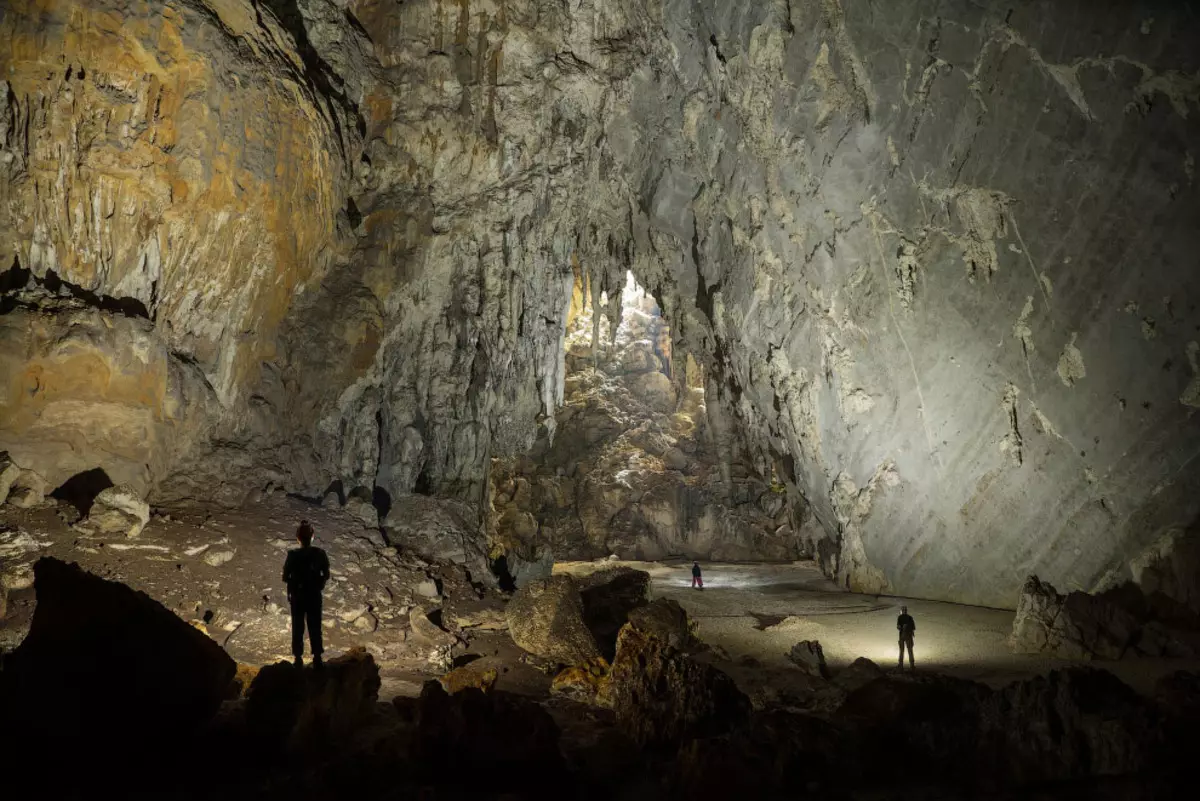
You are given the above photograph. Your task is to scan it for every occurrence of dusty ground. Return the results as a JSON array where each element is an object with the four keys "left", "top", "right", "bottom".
[{"left": 558, "top": 559, "right": 1200, "bottom": 694}]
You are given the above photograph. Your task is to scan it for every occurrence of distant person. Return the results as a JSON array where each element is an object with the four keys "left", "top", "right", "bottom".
[
  {"left": 897, "top": 605, "right": 916, "bottom": 669},
  {"left": 691, "top": 560, "right": 703, "bottom": 590},
  {"left": 283, "top": 520, "right": 330, "bottom": 668}
]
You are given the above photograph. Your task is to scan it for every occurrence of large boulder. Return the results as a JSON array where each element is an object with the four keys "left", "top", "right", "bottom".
[
  {"left": 607, "top": 622, "right": 750, "bottom": 747},
  {"left": 0, "top": 558, "right": 236, "bottom": 754},
  {"left": 246, "top": 648, "right": 381, "bottom": 754},
  {"left": 73, "top": 484, "right": 151, "bottom": 538},
  {"left": 978, "top": 668, "right": 1160, "bottom": 784},
  {"left": 626, "top": 597, "right": 691, "bottom": 648},
  {"left": 407, "top": 681, "right": 566, "bottom": 792},
  {"left": 577, "top": 566, "right": 651, "bottom": 658},
  {"left": 1010, "top": 575, "right": 1195, "bottom": 659},
  {"left": 506, "top": 574, "right": 601, "bottom": 665}
]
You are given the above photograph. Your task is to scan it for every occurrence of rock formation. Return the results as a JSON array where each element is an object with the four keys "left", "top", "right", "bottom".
[
  {"left": 1010, "top": 574, "right": 1198, "bottom": 659},
  {"left": 607, "top": 621, "right": 751, "bottom": 747},
  {"left": 505, "top": 574, "right": 601, "bottom": 665},
  {"left": 0, "top": 557, "right": 236, "bottom": 753},
  {"left": 1, "top": 0, "right": 1198, "bottom": 607}
]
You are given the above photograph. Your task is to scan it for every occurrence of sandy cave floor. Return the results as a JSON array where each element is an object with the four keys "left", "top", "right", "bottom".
[{"left": 558, "top": 560, "right": 1200, "bottom": 694}]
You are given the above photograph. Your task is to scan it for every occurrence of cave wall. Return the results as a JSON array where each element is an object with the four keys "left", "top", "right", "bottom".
[
  {"left": 608, "top": 0, "right": 1200, "bottom": 607},
  {"left": 2, "top": 0, "right": 1198, "bottom": 608}
]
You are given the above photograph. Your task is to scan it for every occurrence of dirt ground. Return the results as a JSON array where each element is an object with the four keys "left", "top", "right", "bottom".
[{"left": 557, "top": 559, "right": 1200, "bottom": 694}]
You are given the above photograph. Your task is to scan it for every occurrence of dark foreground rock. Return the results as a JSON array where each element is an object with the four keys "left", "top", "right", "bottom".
[
  {"left": 608, "top": 622, "right": 750, "bottom": 747},
  {"left": 0, "top": 557, "right": 236, "bottom": 757},
  {"left": 405, "top": 680, "right": 566, "bottom": 793},
  {"left": 246, "top": 648, "right": 381, "bottom": 754}
]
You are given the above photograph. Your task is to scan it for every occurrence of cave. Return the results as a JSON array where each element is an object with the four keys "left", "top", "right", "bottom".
[{"left": 1, "top": 1, "right": 1199, "bottom": 798}]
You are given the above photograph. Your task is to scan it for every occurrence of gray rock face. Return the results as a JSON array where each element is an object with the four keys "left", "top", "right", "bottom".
[
  {"left": 0, "top": 558, "right": 237, "bottom": 753},
  {"left": 506, "top": 574, "right": 601, "bottom": 665},
  {"left": 2, "top": 0, "right": 1198, "bottom": 607},
  {"left": 1010, "top": 575, "right": 1197, "bottom": 659}
]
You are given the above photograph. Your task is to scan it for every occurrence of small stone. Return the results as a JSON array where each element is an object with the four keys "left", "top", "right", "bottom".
[
  {"left": 415, "top": 578, "right": 440, "bottom": 598},
  {"left": 203, "top": 550, "right": 235, "bottom": 568}
]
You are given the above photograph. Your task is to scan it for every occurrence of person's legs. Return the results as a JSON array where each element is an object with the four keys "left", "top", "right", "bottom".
[
  {"left": 898, "top": 639, "right": 904, "bottom": 668},
  {"left": 691, "top": 576, "right": 697, "bottom": 588},
  {"left": 906, "top": 640, "right": 915, "bottom": 668},
  {"left": 306, "top": 595, "right": 323, "bottom": 662},
  {"left": 291, "top": 600, "right": 306, "bottom": 662},
  {"left": 697, "top": 576, "right": 703, "bottom": 589}
]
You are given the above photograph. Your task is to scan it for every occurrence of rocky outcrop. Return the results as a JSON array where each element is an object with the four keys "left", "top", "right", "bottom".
[
  {"left": 246, "top": 649, "right": 382, "bottom": 754},
  {"left": 506, "top": 574, "right": 601, "bottom": 665},
  {"left": 627, "top": 597, "right": 692, "bottom": 648},
  {"left": 73, "top": 484, "right": 151, "bottom": 538},
  {"left": 608, "top": 622, "right": 750, "bottom": 747},
  {"left": 1010, "top": 575, "right": 1197, "bottom": 659},
  {"left": 488, "top": 280, "right": 799, "bottom": 566},
  {"left": 0, "top": 557, "right": 236, "bottom": 753}
]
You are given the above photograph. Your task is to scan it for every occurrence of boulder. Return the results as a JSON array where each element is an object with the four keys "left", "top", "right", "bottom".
[
  {"left": 978, "top": 667, "right": 1159, "bottom": 784},
  {"left": 1010, "top": 575, "right": 1195, "bottom": 659},
  {"left": 608, "top": 623, "right": 750, "bottom": 747},
  {"left": 786, "top": 640, "right": 830, "bottom": 678},
  {"left": 73, "top": 484, "right": 151, "bottom": 538},
  {"left": 383, "top": 494, "right": 495, "bottom": 586},
  {"left": 577, "top": 566, "right": 651, "bottom": 658},
  {"left": 833, "top": 657, "right": 886, "bottom": 693},
  {"left": 506, "top": 574, "right": 601, "bottom": 665},
  {"left": 626, "top": 597, "right": 691, "bottom": 648},
  {"left": 409, "top": 605, "right": 457, "bottom": 670},
  {"left": 439, "top": 663, "right": 499, "bottom": 694},
  {"left": 508, "top": 547, "right": 555, "bottom": 588},
  {"left": 0, "top": 558, "right": 236, "bottom": 754},
  {"left": 0, "top": 453, "right": 21, "bottom": 504},
  {"left": 343, "top": 493, "right": 379, "bottom": 528},
  {"left": 409, "top": 681, "right": 566, "bottom": 791},
  {"left": 6, "top": 470, "right": 46, "bottom": 508},
  {"left": 551, "top": 656, "right": 612, "bottom": 704},
  {"left": 246, "top": 648, "right": 381, "bottom": 754}
]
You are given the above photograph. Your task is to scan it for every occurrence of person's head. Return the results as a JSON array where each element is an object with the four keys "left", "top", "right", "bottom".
[
  {"left": 297, "top": 520, "right": 314, "bottom": 546},
  {"left": 901, "top": 605, "right": 908, "bottom": 614}
]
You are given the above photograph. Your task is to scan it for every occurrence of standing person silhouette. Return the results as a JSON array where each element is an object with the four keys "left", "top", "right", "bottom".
[
  {"left": 691, "top": 560, "right": 704, "bottom": 590},
  {"left": 283, "top": 520, "right": 330, "bottom": 668},
  {"left": 897, "top": 605, "right": 916, "bottom": 669}
]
